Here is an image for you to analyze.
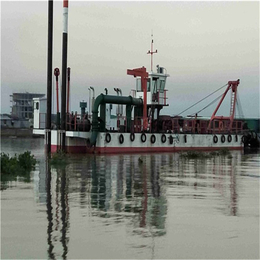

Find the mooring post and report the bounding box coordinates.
[61,0,69,151]
[46,0,53,154]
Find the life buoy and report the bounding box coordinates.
[161,134,166,143]
[221,135,225,143]
[105,133,111,143]
[130,133,135,142]
[119,134,124,144]
[150,134,156,144]
[141,133,146,143]
[213,135,218,143]
[227,134,232,143]
[169,136,173,144]
[184,134,187,143]
[241,135,246,143]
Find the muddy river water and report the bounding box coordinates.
[1,137,259,259]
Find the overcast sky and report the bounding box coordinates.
[1,1,259,118]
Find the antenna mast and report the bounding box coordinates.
[147,33,157,72]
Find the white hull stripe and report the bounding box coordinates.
[63,7,68,33]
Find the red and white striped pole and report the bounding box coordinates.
[147,34,157,72]
[61,0,69,151]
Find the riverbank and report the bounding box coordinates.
[1,128,34,138]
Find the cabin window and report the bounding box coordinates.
[136,79,141,92]
[152,77,158,94]
[159,80,165,93]
[136,78,151,92]
[154,108,158,119]
[147,79,150,92]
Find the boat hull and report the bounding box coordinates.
[45,131,243,154]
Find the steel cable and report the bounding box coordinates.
[236,93,245,119]
[190,93,223,117]
[174,83,228,116]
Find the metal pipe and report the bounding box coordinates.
[54,68,60,129]
[54,68,60,113]
[88,88,91,116]
[114,88,120,116]
[90,86,95,98]
[66,67,70,113]
[118,88,123,115]
[89,94,143,145]
[46,0,53,154]
[90,86,95,113]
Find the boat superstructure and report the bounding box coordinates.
[33,62,246,154]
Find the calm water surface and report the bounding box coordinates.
[1,137,259,259]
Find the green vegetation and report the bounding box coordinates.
[1,151,37,177]
[179,148,232,159]
[49,150,68,167]
[179,151,211,159]
[209,148,231,156]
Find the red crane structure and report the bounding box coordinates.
[127,67,149,130]
[208,79,240,132]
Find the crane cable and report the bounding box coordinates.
[236,93,244,119]
[174,83,228,116]
[190,93,223,117]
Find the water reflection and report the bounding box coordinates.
[46,160,70,260]
[211,156,238,216]
[42,151,244,259]
[46,160,54,259]
[91,156,107,211]
[160,154,240,216]
[87,155,167,235]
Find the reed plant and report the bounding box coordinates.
[180,148,232,159]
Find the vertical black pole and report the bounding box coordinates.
[46,0,53,154]
[61,0,68,151]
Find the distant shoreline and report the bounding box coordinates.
[1,128,38,138]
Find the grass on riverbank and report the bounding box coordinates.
[179,148,232,159]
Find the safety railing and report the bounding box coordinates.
[66,112,91,132]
